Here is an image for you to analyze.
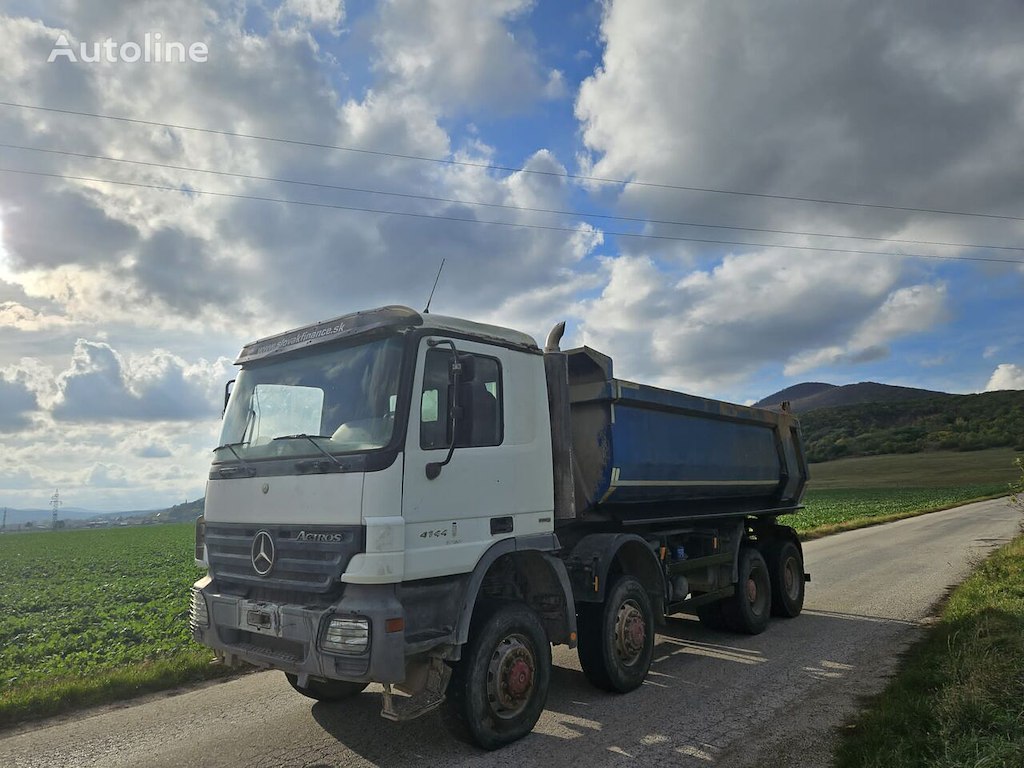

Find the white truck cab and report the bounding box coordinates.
[191,306,576,747]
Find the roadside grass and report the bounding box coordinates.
[834,533,1024,768]
[0,649,237,729]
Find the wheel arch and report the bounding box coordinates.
[568,533,665,621]
[455,537,577,649]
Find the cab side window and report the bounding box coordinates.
[419,349,503,450]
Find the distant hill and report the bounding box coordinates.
[756,381,952,413]
[755,382,834,407]
[159,498,205,522]
[1,498,205,529]
[0,506,119,527]
[793,389,1024,462]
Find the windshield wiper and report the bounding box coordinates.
[212,441,257,476]
[272,434,344,469]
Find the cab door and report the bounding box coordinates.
[401,336,552,580]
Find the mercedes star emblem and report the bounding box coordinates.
[251,530,275,576]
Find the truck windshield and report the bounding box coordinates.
[216,336,404,461]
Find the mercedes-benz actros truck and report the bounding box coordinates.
[190,305,808,749]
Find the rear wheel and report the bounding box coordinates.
[577,575,654,693]
[284,673,367,701]
[722,547,772,634]
[441,601,551,750]
[767,539,805,618]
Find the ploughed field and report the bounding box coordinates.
[0,448,1018,726]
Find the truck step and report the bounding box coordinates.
[380,657,451,722]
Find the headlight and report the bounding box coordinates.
[320,616,370,654]
[189,586,210,630]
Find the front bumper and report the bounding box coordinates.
[191,577,406,683]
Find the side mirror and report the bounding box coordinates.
[223,379,235,416]
[425,340,463,479]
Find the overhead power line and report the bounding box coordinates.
[2,100,1022,223]
[2,141,1022,253]
[3,165,1022,266]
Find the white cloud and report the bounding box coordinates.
[279,0,346,32]
[785,283,948,375]
[985,363,1024,391]
[0,301,70,331]
[543,69,568,100]
[85,462,130,488]
[0,371,39,431]
[51,339,229,422]
[372,0,551,114]
[576,246,935,392]
[576,0,1024,241]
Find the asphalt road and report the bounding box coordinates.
[2,497,1021,768]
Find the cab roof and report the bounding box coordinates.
[235,305,539,364]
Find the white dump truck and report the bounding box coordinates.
[190,305,808,749]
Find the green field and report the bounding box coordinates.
[788,449,1020,535]
[806,447,1023,489]
[782,450,1015,536]
[0,524,229,727]
[791,486,1008,534]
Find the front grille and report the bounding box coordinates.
[206,523,364,595]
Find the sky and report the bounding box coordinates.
[1,0,1023,511]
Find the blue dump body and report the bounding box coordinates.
[564,348,807,521]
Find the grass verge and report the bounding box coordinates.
[835,534,1024,768]
[0,648,240,730]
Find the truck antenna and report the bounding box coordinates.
[423,258,446,314]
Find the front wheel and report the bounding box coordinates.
[284,673,367,701]
[441,601,551,750]
[577,575,655,693]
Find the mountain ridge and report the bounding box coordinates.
[756,381,952,413]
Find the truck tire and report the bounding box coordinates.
[722,547,771,635]
[576,575,654,693]
[441,601,551,750]
[766,539,805,618]
[284,673,367,701]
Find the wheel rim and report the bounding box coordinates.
[614,599,647,667]
[747,566,770,617]
[782,554,802,601]
[486,633,536,719]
